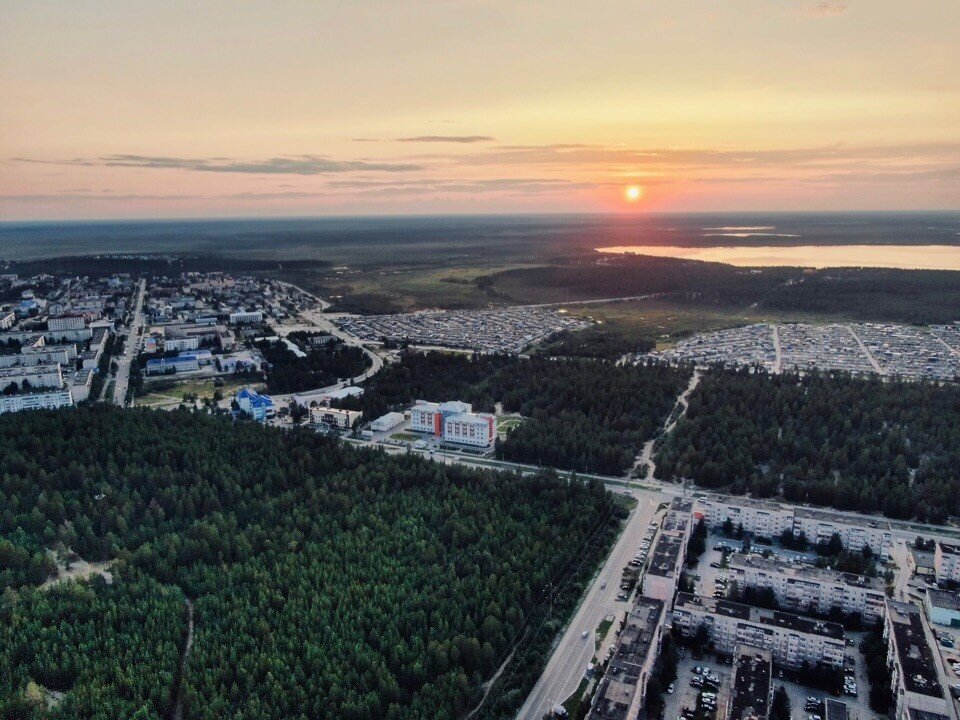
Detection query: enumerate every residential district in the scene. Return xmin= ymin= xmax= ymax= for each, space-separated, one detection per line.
xmin=647 ymin=323 xmax=960 ymax=380
xmin=3 ymin=268 xmax=960 ymax=720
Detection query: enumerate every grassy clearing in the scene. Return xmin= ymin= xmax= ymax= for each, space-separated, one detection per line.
xmin=137 ymin=378 xmax=262 ymax=406
xmin=561 ymin=298 xmax=841 ymax=350
xmin=562 ymin=677 xmax=591 ymax=718
xmin=595 ymin=617 xmax=614 ymax=650
xmin=497 ymin=418 xmax=522 ymax=433
xmin=390 ymin=431 xmax=420 ymax=441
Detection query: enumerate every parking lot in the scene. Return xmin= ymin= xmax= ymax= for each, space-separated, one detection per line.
xmin=663 ymin=639 xmax=877 ymax=720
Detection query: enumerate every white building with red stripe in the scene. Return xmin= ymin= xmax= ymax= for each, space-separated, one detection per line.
xmin=411 ymin=400 xmax=495 ymax=448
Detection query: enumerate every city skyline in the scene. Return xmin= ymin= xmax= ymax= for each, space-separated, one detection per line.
xmin=3 ymin=0 xmax=959 ymax=220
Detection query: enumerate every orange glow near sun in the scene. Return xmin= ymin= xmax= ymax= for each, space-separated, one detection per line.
xmin=625 ymin=185 xmax=643 ymax=202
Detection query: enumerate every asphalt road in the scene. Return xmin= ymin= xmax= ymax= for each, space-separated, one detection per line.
xmin=515 ymin=492 xmax=663 ymax=720
xmin=112 ymin=278 xmax=145 ymax=406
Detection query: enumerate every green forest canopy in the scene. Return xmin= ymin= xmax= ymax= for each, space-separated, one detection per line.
xmin=654 ymin=367 xmax=960 ymax=522
xmin=1 ymin=406 xmax=623 ymax=720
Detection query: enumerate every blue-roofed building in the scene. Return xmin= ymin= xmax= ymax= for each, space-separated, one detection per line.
xmin=236 ymin=387 xmax=275 ymax=422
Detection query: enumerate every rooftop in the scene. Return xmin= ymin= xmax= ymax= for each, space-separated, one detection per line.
xmin=886 ymin=600 xmax=945 ymax=699
xmin=938 ymin=541 xmax=960 ymax=557
xmin=727 ymin=553 xmax=884 ymax=591
xmin=927 ymin=589 xmax=960 ymax=613
xmin=728 ymin=645 xmax=772 ymax=720
xmin=589 ymin=597 xmax=665 ymax=720
xmin=675 ymin=593 xmax=845 ymax=639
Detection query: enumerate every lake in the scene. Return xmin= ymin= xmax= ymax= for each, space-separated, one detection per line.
xmin=595 ymin=244 xmax=960 ymax=271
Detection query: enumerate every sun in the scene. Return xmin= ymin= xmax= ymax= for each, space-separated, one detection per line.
xmin=625 ymin=185 xmax=643 ymax=202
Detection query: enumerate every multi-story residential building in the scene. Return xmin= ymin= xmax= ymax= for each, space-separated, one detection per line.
xmin=672 ymin=593 xmax=846 ymax=670
xmin=792 ymin=508 xmax=892 ymax=561
xmin=23 ymin=342 xmax=78 ymax=361
xmin=164 ymin=335 xmax=201 ymax=352
xmin=311 ymin=407 xmax=362 ymax=429
xmin=725 ymin=554 xmax=886 ymax=624
xmin=697 ymin=497 xmax=795 ymax=539
xmin=0 ymin=389 xmax=74 ymax=414
xmin=934 ymin=542 xmax=960 ymax=586
xmin=695 ymin=496 xmax=892 ymax=560
xmin=884 ymin=600 xmax=957 ymax=720
xmin=0 ymin=347 xmax=73 ymax=368
xmin=643 ymin=498 xmax=693 ymax=604
xmin=0 ymin=311 xmax=14 ymax=330
xmin=588 ymin=597 xmax=666 ymax=720
xmin=411 ymin=400 xmax=495 ymax=448
xmin=229 ymin=309 xmax=263 ymax=325
xmin=70 ymin=368 xmax=94 ymax=403
xmin=726 ymin=645 xmax=773 ymax=720
xmin=0 ymin=364 xmax=65 ymax=391
xmin=145 ymin=354 xmax=201 ymax=375
xmin=47 ymin=314 xmax=86 ymax=332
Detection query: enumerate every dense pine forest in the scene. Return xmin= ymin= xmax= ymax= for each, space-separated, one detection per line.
xmin=0 ymin=406 xmax=623 ymax=719
xmin=255 ymin=332 xmax=371 ymax=393
xmin=338 ymin=353 xmax=689 ymax=475
xmin=654 ymin=368 xmax=960 ymax=521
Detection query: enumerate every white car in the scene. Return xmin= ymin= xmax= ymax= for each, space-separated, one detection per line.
xmin=581 ymin=631 xmax=589 ymax=639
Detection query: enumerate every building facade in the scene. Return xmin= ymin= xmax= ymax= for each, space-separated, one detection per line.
xmin=588 ymin=597 xmax=666 ymax=720
xmin=643 ymin=498 xmax=693 ymax=604
xmin=236 ymin=388 xmax=275 ymax=422
xmin=696 ymin=496 xmax=892 ymax=560
xmin=934 ymin=542 xmax=960 ymax=586
xmin=725 ymin=554 xmax=886 ymax=624
xmin=672 ymin=593 xmax=846 ymax=670
xmin=884 ymin=600 xmax=957 ymax=720
xmin=411 ymin=400 xmax=495 ymax=447
xmin=312 ymin=407 xmax=362 ymax=429
xmin=0 ymin=389 xmax=74 ymax=414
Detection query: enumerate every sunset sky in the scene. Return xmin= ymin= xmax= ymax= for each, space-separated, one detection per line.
xmin=2 ymin=0 xmax=959 ymax=220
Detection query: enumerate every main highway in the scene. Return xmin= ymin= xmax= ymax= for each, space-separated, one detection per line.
xmin=514 ymin=492 xmax=663 ymax=719
xmin=112 ymin=278 xmax=146 ymax=406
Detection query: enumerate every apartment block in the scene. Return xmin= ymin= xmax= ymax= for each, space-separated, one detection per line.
xmin=884 ymin=600 xmax=957 ymax=720
xmin=0 ymin=363 xmax=65 ymax=390
xmin=934 ymin=542 xmax=960 ymax=586
xmin=672 ymin=593 xmax=846 ymax=670
xmin=643 ymin=498 xmax=693 ymax=604
xmin=695 ymin=496 xmax=892 ymax=560
xmin=725 ymin=553 xmax=886 ymax=624
xmin=726 ymin=645 xmax=773 ymax=720
xmin=0 ymin=389 xmax=74 ymax=414
xmin=588 ymin=597 xmax=666 ymax=720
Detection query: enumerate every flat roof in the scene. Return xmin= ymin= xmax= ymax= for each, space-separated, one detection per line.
xmin=825 ymin=700 xmax=849 ymax=720
xmin=728 ymin=645 xmax=772 ymax=720
xmin=728 ymin=553 xmax=884 ymax=591
xmin=794 ymin=507 xmax=883 ymax=530
xmin=886 ymin=600 xmax=945 ymax=699
xmin=927 ymin=589 xmax=960 ymax=613
xmin=589 ymin=597 xmax=665 ymax=720
xmin=938 ymin=541 xmax=960 ymax=557
xmin=675 ymin=593 xmax=844 ymax=639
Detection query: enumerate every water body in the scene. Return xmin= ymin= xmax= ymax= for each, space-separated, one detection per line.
xmin=1 ymin=212 xmax=958 ymax=262
xmin=595 ymin=244 xmax=960 ymax=271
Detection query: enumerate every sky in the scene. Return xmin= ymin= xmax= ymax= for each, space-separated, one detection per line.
xmin=2 ymin=0 xmax=959 ymax=221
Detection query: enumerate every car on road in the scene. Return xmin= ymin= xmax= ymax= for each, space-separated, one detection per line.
xmin=581 ymin=631 xmax=589 ymax=639
xmin=600 ymin=581 xmax=607 ymax=589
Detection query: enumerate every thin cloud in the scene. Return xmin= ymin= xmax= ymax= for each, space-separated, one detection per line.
xmin=14 ymin=154 xmax=423 ymax=175
xmin=395 ymin=135 xmax=495 ymax=144
xmin=804 ymin=1 xmax=849 ymax=18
